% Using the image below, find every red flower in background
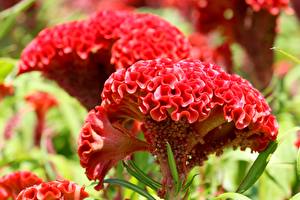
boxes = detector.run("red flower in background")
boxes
[16,180,88,200]
[188,33,233,73]
[18,10,191,110]
[3,91,58,149]
[25,91,58,146]
[78,58,278,197]
[245,0,289,14]
[0,83,14,101]
[0,171,43,200]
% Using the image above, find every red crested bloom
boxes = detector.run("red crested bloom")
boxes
[18,10,190,110]
[16,180,89,200]
[0,171,43,200]
[0,83,14,101]
[94,58,278,197]
[78,106,149,190]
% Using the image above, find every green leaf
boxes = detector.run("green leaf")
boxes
[297,149,300,178]
[166,142,181,193]
[236,141,278,193]
[272,47,300,64]
[0,57,17,82]
[124,160,161,191]
[182,174,199,191]
[103,178,156,200]
[85,198,100,200]
[290,193,300,200]
[213,192,252,200]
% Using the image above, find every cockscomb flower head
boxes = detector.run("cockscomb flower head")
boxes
[18,10,190,110]
[16,180,88,200]
[0,171,43,200]
[80,58,278,196]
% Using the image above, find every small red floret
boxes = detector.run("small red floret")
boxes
[0,171,43,200]
[16,180,88,200]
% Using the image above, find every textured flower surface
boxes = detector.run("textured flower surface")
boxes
[0,171,43,200]
[16,180,88,200]
[18,10,190,110]
[79,58,278,196]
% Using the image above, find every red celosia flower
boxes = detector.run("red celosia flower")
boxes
[25,91,58,146]
[79,58,278,196]
[245,0,289,14]
[18,10,190,110]
[3,91,58,149]
[16,180,89,200]
[0,171,43,200]
[25,91,58,117]
[78,106,149,190]
[0,83,14,101]
[295,140,300,148]
[293,130,300,149]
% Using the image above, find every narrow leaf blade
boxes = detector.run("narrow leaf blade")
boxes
[213,192,252,200]
[126,160,161,189]
[166,142,180,192]
[182,174,199,191]
[103,178,156,200]
[236,141,278,193]
[271,47,300,64]
[123,161,160,191]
